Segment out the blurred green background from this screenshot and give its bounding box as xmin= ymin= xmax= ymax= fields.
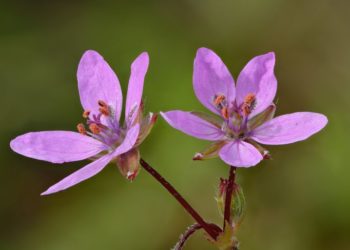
xmin=1 ymin=0 xmax=349 ymax=249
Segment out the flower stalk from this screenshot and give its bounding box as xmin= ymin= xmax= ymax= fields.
xmin=139 ymin=158 xmax=219 ymax=240
xmin=223 ymin=166 xmax=236 ymax=228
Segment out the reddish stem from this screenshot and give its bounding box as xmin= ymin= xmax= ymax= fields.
xmin=139 ymin=158 xmax=218 ymax=240
xmin=223 ymin=166 xmax=236 ymax=228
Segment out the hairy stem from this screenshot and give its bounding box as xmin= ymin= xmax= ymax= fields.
xmin=173 ymin=223 xmax=203 ymax=250
xmin=223 ymin=166 xmax=236 ymax=228
xmin=140 ymin=158 xmax=218 ymax=240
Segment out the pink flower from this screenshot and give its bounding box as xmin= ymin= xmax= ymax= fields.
xmin=161 ymin=48 xmax=327 ymax=167
xmin=10 ymin=50 xmax=156 ymax=195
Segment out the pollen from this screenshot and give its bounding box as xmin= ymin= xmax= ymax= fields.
xmin=77 ymin=123 xmax=87 ymax=135
xmin=89 ymin=123 xmax=101 ymax=134
xmin=98 ymin=100 xmax=110 ymax=116
xmin=82 ymin=110 xmax=90 ymax=119
xmin=221 ymin=107 xmax=229 ymax=119
xmin=244 ymin=93 xmax=256 ymax=106
xmin=99 ymin=106 xmax=110 ymax=116
xmin=242 ymin=93 xmax=256 ymax=116
xmin=213 ymin=95 xmax=226 ymax=106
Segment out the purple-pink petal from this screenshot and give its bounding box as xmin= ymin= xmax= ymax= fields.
xmin=160 ymin=110 xmax=224 ymax=141
xmin=236 ymin=52 xmax=277 ymax=117
xmin=251 ymin=112 xmax=328 ymax=145
xmin=112 ymin=124 xmax=140 ymax=157
xmin=10 ymin=131 xmax=107 ymax=164
xmin=77 ymin=50 xmax=123 ymax=121
xmin=219 ymin=140 xmax=263 ymax=167
xmin=125 ymin=52 xmax=149 ymax=127
xmin=193 ymin=48 xmax=235 ymax=115
xmin=41 ymin=154 xmax=113 ymax=195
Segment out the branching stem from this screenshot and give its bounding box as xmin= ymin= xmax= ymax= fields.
xmin=140 ymin=158 xmax=219 ymax=240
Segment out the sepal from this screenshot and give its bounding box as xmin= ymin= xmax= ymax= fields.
xmin=248 ymin=104 xmax=276 ymax=130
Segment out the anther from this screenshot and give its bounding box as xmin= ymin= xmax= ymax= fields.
xmin=242 ymin=93 xmax=256 ymax=116
xmin=99 ymin=106 xmax=110 ymax=116
xmin=89 ymin=123 xmax=101 ymax=134
xmin=221 ymin=107 xmax=229 ymax=119
xmin=77 ymin=123 xmax=87 ymax=135
xmin=213 ymin=95 xmax=226 ymax=107
xmin=98 ymin=100 xmax=110 ymax=116
xmin=82 ymin=110 xmax=90 ymax=119
xmin=98 ymin=100 xmax=108 ymax=107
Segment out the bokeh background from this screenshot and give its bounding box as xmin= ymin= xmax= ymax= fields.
xmin=1 ymin=0 xmax=349 ymax=249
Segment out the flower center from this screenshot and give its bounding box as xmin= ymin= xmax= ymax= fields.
xmin=77 ymin=100 xmax=122 ymax=149
xmin=212 ymin=93 xmax=257 ymax=140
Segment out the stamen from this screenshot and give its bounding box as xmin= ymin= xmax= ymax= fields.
xmin=82 ymin=110 xmax=90 ymax=119
xmin=221 ymin=107 xmax=229 ymax=119
xmin=99 ymin=106 xmax=110 ymax=116
xmin=242 ymin=93 xmax=256 ymax=116
xmin=77 ymin=123 xmax=87 ymax=135
xmin=213 ymin=94 xmax=229 ymax=119
xmin=89 ymin=123 xmax=101 ymax=134
xmin=98 ymin=100 xmax=108 ymax=107
xmin=97 ymin=100 xmax=110 ymax=116
xmin=213 ymin=95 xmax=226 ymax=106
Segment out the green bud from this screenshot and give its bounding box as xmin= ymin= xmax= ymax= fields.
xmin=215 ymin=179 xmax=246 ymax=227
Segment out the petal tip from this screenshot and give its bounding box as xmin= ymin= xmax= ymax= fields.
xmin=132 ymin=52 xmax=150 ymax=67
xmin=316 ymin=113 xmax=328 ymax=131
xmin=196 ymin=47 xmax=215 ymax=58
xmin=81 ymin=50 xmax=102 ymax=60
xmin=40 ymin=188 xmax=55 ymax=196
xmin=9 ymin=137 xmax=18 ymax=152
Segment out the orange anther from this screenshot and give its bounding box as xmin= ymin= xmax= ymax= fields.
xmin=89 ymin=123 xmax=101 ymax=134
xmin=244 ymin=93 xmax=256 ymax=106
xmin=77 ymin=123 xmax=87 ymax=135
xmin=242 ymin=93 xmax=256 ymax=116
xmin=82 ymin=110 xmax=90 ymax=119
xmin=99 ymin=106 xmax=110 ymax=116
xmin=221 ymin=107 xmax=229 ymax=119
xmin=214 ymin=95 xmax=226 ymax=106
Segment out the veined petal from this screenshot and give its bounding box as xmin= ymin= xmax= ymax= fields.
xmin=251 ymin=112 xmax=328 ymax=145
xmin=125 ymin=52 xmax=149 ymax=127
xmin=161 ymin=110 xmax=225 ymax=141
xmin=112 ymin=124 xmax=140 ymax=157
xmin=10 ymin=131 xmax=106 ymax=164
xmin=77 ymin=50 xmax=123 ymax=121
xmin=193 ymin=48 xmax=235 ymax=115
xmin=41 ymin=154 xmax=113 ymax=195
xmin=236 ymin=52 xmax=277 ymax=117
xmin=219 ymin=140 xmax=263 ymax=167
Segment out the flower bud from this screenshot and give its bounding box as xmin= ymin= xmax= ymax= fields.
xmin=215 ymin=179 xmax=246 ymax=227
xmin=116 ymin=148 xmax=140 ymax=181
